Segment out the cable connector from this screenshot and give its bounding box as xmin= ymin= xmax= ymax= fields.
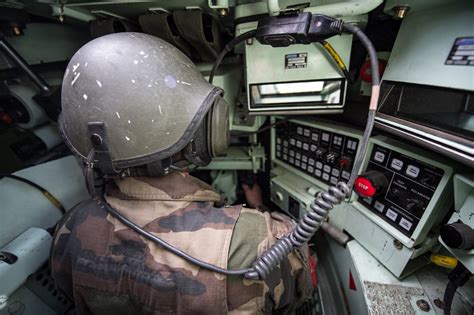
xmin=255 ymin=12 xmax=312 ymax=47
xmin=307 ymin=15 xmax=342 ymax=42
xmin=330 ymin=19 xmax=344 ymax=33
xmin=448 ymin=263 xmax=472 ymax=287
xmin=255 ymin=13 xmax=343 ymax=47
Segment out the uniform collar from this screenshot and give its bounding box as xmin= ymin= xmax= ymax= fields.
xmin=105 ymin=171 xmax=224 ymax=203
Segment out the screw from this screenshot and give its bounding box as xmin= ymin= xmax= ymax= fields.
xmin=12 ymin=26 xmax=22 ymax=36
xmin=416 ymin=299 xmax=430 ymax=312
xmin=433 ymin=298 xmax=445 ymax=310
xmin=393 ymin=239 xmax=403 ymax=250
xmin=217 ymin=8 xmax=228 ymax=17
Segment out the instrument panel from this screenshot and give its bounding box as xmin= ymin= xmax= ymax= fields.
xmin=271 ymin=123 xmax=455 ymax=278
xmin=271 ymin=119 xmax=454 ymax=249
xmin=352 ymin=136 xmax=454 ymax=248
xmin=360 ymin=144 xmax=445 ymax=237
xmin=274 ymin=118 xmax=361 ymax=187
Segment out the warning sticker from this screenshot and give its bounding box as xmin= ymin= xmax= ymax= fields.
xmin=445 ymin=37 xmax=474 ymax=66
xmin=285 ymin=53 xmax=307 ymax=69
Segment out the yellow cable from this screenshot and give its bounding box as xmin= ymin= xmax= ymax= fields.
xmin=431 ymin=254 xmax=458 ymax=269
xmin=43 ymin=191 xmax=66 ymax=212
xmin=321 ymin=40 xmax=348 ymax=74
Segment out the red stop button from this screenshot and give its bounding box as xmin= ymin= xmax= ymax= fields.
xmin=354 ymin=171 xmax=388 ymax=198
xmin=354 ymin=177 xmax=376 ymax=197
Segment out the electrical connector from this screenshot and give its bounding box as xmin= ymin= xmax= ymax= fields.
xmin=255 ymin=12 xmax=312 ymax=47
xmin=308 ymin=14 xmax=343 ymax=42
xmin=255 ymin=13 xmax=343 ymax=47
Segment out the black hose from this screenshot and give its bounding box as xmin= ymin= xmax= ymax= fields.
xmin=443 ymin=281 xmax=457 ymax=315
xmin=210 ymin=21 xmax=381 ymax=279
xmin=209 ymin=29 xmax=257 ymax=84
xmin=1 ymin=174 xmax=66 ymax=214
xmin=442 ymin=263 xmax=472 ymax=315
xmin=342 ymin=23 xmax=380 ymax=86
xmin=341 ymin=23 xmax=379 ymax=187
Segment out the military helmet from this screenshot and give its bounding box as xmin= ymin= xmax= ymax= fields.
xmin=59 ymin=32 xmax=229 ymax=175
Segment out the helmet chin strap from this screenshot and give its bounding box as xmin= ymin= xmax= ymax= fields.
xmin=85 ymin=149 xmax=97 ymax=199
xmin=87 ymin=122 xmax=120 ymax=176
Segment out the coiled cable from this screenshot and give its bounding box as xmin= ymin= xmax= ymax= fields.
xmin=245 ymin=182 xmax=350 ymax=279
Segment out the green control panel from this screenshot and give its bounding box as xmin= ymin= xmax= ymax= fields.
xmin=352 ymin=136 xmax=454 ymax=248
xmin=270 ymin=121 xmax=456 ymax=278
xmin=272 ymin=118 xmax=362 ymax=189
xmin=270 ymin=118 xmax=362 ymax=219
xmin=359 ymin=144 xmax=445 ymax=238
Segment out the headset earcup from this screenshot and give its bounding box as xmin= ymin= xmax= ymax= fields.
xmin=208 ymin=97 xmax=230 ymax=157
xmin=183 ymin=97 xmax=229 ymax=166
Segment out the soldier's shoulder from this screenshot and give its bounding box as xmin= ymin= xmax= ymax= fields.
xmin=57 ymin=198 xmax=108 ymax=232
xmin=228 ymin=206 xmax=297 ymax=269
xmin=240 ymin=206 xmax=296 ymax=236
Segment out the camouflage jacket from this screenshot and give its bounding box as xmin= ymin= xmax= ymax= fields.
xmin=50 ymin=172 xmax=313 ymax=314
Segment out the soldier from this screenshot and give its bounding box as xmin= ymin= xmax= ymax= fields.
xmin=50 ymin=32 xmax=313 ymax=314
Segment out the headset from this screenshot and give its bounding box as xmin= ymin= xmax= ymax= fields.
xmin=184 ymin=96 xmax=230 ymax=168
xmin=59 ymin=92 xmax=229 ymax=179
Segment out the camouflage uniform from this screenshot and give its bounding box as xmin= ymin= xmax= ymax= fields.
xmin=50 ymin=172 xmax=313 ymax=314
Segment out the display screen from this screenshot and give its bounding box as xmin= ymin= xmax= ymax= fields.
xmin=377 ymin=81 xmax=474 ymax=141
xmin=250 ymin=79 xmax=345 ymax=108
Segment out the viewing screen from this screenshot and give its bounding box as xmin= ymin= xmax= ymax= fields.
xmin=377 ymin=81 xmax=474 ymax=140
xmin=250 ymin=79 xmax=344 ymax=108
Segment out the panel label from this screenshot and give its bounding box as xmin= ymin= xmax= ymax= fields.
xmin=446 ymin=37 xmax=474 ymax=66
xmin=285 ymin=53 xmax=307 ymax=69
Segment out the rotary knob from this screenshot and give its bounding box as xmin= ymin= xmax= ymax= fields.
xmin=354 ymin=170 xmax=388 ymax=198
xmin=440 ymin=222 xmax=474 ymax=250
xmin=274 ymin=192 xmax=284 ymax=201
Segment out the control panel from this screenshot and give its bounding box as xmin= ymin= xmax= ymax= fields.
xmin=270 ymin=118 xmax=362 ymax=227
xmin=273 ymin=118 xmax=361 ymax=188
xmin=342 ymin=136 xmax=455 ymax=278
xmin=358 ymin=145 xmax=445 ymax=237
xmin=352 ymin=136 xmax=454 ymax=248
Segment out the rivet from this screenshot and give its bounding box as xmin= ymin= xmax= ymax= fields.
xmin=90 ymin=133 xmax=102 ymax=146
xmin=416 ymin=299 xmax=430 ymax=312
xmin=393 ymin=239 xmax=403 ymax=250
